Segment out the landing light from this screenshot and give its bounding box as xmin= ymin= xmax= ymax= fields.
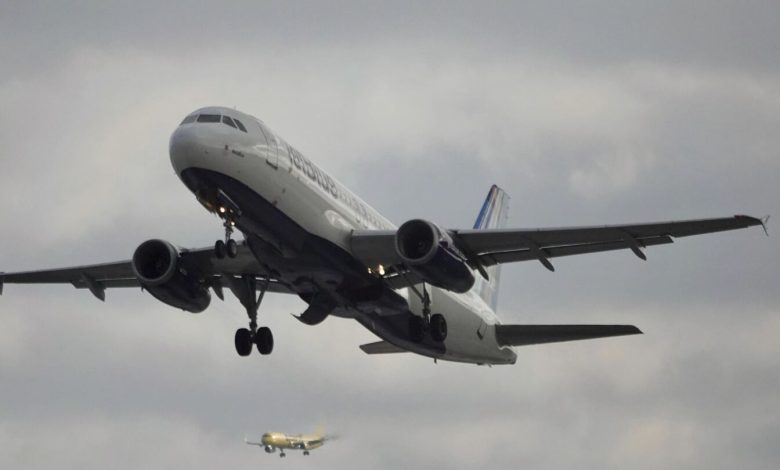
xmin=377 ymin=264 xmax=385 ymax=276
xmin=218 ymin=206 xmax=226 ymax=214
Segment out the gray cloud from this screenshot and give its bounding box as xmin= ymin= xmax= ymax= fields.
xmin=1 ymin=2 xmax=779 ymax=469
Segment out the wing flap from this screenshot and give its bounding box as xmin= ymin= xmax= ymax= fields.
xmin=495 ymin=324 xmax=642 ymax=347
xmin=481 ymin=235 xmax=673 ymax=266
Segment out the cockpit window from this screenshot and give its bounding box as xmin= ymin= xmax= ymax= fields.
xmin=234 ymin=118 xmax=247 ymax=133
xmin=180 ymin=114 xmax=197 ymax=125
xmin=222 ymin=116 xmax=237 ymax=128
xmin=197 ymin=114 xmax=221 ymax=123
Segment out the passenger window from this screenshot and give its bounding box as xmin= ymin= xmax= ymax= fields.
xmin=234 ymin=118 xmax=247 ymax=132
xmin=180 ymin=115 xmax=197 ymax=125
xmin=197 ymin=114 xmax=221 ymax=123
xmin=222 ymin=116 xmax=237 ymax=128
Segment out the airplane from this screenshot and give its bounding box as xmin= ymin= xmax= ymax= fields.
xmin=245 ymin=431 xmax=331 ymax=457
xmin=0 ymin=106 xmax=767 ymax=365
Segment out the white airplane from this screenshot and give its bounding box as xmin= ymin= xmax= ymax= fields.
xmin=0 ymin=107 xmax=766 ymax=365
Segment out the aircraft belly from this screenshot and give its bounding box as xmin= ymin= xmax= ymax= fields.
xmin=176 ymin=139 xmax=514 ymax=364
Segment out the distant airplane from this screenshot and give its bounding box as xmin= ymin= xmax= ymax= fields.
xmin=0 ymin=107 xmax=767 ymax=365
xmin=246 ymin=431 xmax=330 ymax=457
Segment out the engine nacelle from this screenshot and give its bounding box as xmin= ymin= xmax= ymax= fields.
xmin=395 ymin=219 xmax=475 ymax=293
xmin=264 ymin=446 xmax=276 ymax=454
xmin=131 ymin=239 xmax=211 ymax=313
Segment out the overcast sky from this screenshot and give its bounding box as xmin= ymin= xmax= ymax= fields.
xmin=1 ymin=2 xmax=779 ymax=469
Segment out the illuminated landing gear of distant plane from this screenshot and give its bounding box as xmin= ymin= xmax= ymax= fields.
xmin=408 ymin=283 xmax=448 ymax=343
xmin=232 ymin=275 xmax=274 ymax=356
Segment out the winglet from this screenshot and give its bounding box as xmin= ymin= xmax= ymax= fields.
xmin=761 ymin=215 xmax=770 ymax=236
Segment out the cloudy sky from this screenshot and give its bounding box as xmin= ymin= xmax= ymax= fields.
xmin=1 ymin=2 xmax=779 ymax=469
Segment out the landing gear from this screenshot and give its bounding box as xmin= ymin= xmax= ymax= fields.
xmin=430 ymin=313 xmax=448 ymax=342
xmin=215 ymin=218 xmax=238 ymax=259
xmin=234 ymin=328 xmax=253 ymax=356
xmin=409 ymin=315 xmax=425 ymax=343
xmin=303 ymin=450 xmax=310 ymax=456
xmin=407 ymin=283 xmax=447 ymax=343
xmin=231 ymin=275 xmax=275 ymax=356
xmin=279 ymin=452 xmax=286 ymax=458
xmin=255 ymin=326 xmax=274 ymax=355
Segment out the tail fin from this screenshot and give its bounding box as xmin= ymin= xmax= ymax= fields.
xmin=472 ymin=185 xmax=510 ymax=312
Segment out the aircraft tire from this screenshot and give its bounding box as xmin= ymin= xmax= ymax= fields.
xmin=408 ymin=315 xmax=425 ymax=343
xmin=226 ymin=239 xmax=238 ymax=258
xmin=430 ymin=314 xmax=447 ymax=342
xmin=255 ymin=327 xmax=274 ymax=355
xmin=215 ymin=240 xmax=226 ymax=259
xmin=304 ymin=451 xmax=310 ymax=456
xmin=234 ymin=328 xmax=253 ymax=356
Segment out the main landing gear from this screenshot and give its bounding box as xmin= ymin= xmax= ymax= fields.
xmin=408 ymin=283 xmax=447 ymax=343
xmin=232 ymin=275 xmax=274 ymax=356
xmin=215 ymin=217 xmax=239 ymax=259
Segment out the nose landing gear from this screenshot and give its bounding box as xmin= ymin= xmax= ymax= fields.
xmin=215 ymin=217 xmax=239 ymax=259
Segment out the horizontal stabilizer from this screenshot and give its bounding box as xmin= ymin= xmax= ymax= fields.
xmin=359 ymin=341 xmax=408 ymax=354
xmin=495 ymin=324 xmax=642 ymax=347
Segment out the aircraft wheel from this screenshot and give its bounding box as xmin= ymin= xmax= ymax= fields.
xmin=215 ymin=240 xmax=226 ymax=259
xmin=304 ymin=450 xmax=310 ymax=456
xmin=279 ymin=452 xmax=286 ymax=458
xmin=430 ymin=314 xmax=447 ymax=342
xmin=234 ymin=328 xmax=253 ymax=356
xmin=226 ymin=239 xmax=238 ymax=258
xmin=255 ymin=327 xmax=274 ymax=355
xmin=408 ymin=315 xmax=425 ymax=343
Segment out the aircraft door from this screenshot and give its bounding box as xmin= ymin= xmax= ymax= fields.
xmin=265 ymin=132 xmax=279 ymax=169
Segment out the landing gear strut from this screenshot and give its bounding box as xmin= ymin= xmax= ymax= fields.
xmin=407 ymin=282 xmax=447 ymax=343
xmin=232 ymin=275 xmax=274 ymax=356
xmin=215 ymin=217 xmax=238 ymax=259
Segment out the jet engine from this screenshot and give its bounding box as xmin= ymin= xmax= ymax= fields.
xmin=264 ymin=446 xmax=276 ymax=454
xmin=395 ymin=219 xmax=475 ymax=293
xmin=131 ymin=239 xmax=211 ymax=312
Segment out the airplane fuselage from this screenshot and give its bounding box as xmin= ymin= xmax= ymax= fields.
xmin=169 ymin=107 xmax=517 ymax=365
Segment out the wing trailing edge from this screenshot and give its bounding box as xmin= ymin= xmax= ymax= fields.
xmin=495 ymin=324 xmax=642 ymax=347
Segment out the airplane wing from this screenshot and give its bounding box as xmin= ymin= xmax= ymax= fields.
xmin=0 ymin=243 xmax=295 ymax=300
xmin=245 ymin=436 xmax=264 ymax=447
xmin=494 ymin=324 xmax=642 ymax=346
xmin=351 ymin=215 xmax=765 ymax=274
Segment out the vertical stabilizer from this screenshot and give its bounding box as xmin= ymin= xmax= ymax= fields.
xmin=472 ymin=185 xmax=510 ymax=312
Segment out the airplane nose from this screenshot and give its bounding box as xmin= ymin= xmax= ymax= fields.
xmin=169 ymin=125 xmax=207 ymax=175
